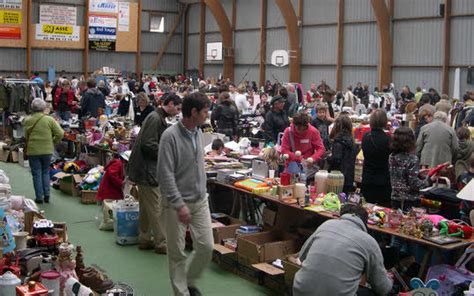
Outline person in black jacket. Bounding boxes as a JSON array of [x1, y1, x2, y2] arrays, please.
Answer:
[[263, 96, 289, 144], [429, 88, 441, 105], [80, 78, 106, 118], [361, 109, 392, 206], [211, 92, 239, 139], [328, 115, 357, 193], [134, 92, 154, 126]]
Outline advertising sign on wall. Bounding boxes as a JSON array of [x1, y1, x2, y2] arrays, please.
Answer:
[[0, 26, 20, 39], [89, 0, 118, 14], [89, 40, 115, 51], [40, 5, 77, 26], [0, 10, 21, 24], [0, 0, 21, 10], [118, 2, 129, 32], [35, 24, 80, 42]]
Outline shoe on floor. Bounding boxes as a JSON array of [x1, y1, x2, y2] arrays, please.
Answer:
[[155, 245, 167, 255], [188, 286, 202, 296], [138, 241, 154, 250], [44, 197, 50, 203], [34, 199, 43, 204]]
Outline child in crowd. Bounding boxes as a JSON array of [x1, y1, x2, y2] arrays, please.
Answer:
[[311, 103, 331, 150], [207, 139, 225, 157], [389, 127, 432, 211], [328, 115, 357, 193], [455, 127, 474, 179], [96, 151, 130, 201], [458, 154, 474, 224]]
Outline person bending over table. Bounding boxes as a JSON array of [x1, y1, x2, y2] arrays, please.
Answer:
[[280, 112, 325, 179], [293, 204, 393, 296]]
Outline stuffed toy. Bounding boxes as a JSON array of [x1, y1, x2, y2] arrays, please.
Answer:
[[438, 220, 473, 238], [79, 166, 104, 191]]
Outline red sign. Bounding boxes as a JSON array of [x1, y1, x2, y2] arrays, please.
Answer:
[[0, 26, 20, 39]]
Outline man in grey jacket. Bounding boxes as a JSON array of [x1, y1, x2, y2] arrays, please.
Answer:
[[127, 94, 182, 254], [293, 204, 393, 296], [158, 92, 212, 296], [417, 111, 459, 168]]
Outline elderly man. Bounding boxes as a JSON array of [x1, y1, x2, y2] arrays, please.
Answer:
[[417, 111, 459, 168]]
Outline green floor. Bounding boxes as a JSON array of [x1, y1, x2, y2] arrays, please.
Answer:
[[1, 162, 270, 296]]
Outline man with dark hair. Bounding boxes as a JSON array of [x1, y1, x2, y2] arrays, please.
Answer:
[[127, 93, 182, 255], [293, 204, 392, 296], [80, 78, 106, 118], [158, 92, 212, 296]]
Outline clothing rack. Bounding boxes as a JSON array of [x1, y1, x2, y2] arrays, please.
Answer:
[[3, 79, 39, 84]]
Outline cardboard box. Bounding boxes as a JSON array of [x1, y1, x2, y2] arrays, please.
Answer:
[[81, 190, 97, 204], [212, 216, 245, 244], [55, 173, 83, 197], [282, 254, 301, 289], [237, 231, 299, 266]]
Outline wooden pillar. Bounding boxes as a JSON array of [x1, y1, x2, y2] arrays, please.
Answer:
[[389, 0, 395, 18], [275, 0, 301, 83], [183, 3, 189, 73], [336, 0, 345, 91], [26, 0, 32, 76], [84, 0, 90, 78], [136, 0, 142, 79], [204, 0, 234, 81], [442, 0, 451, 94], [259, 0, 267, 87], [232, 0, 237, 30], [199, 0, 206, 77], [371, 0, 392, 89]]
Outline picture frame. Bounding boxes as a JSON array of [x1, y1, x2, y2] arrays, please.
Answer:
[[278, 185, 295, 200]]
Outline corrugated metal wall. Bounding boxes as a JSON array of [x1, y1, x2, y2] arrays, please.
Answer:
[[450, 18, 474, 65], [344, 0, 375, 22], [266, 66, 289, 83], [204, 64, 222, 79], [392, 68, 443, 91], [302, 26, 337, 64], [0, 48, 26, 72], [234, 65, 259, 85], [32, 49, 83, 74], [234, 31, 260, 65], [449, 68, 474, 98], [187, 35, 200, 70], [236, 0, 260, 30], [141, 0, 177, 12], [394, 0, 440, 18], [301, 66, 336, 90], [343, 67, 378, 89], [303, 0, 337, 24], [89, 52, 136, 73], [343, 23, 378, 65], [453, 0, 474, 14]]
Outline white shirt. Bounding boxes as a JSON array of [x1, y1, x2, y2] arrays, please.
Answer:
[[235, 94, 250, 114], [111, 84, 130, 96]]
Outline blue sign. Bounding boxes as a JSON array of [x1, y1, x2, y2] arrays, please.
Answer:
[[89, 26, 116, 36]]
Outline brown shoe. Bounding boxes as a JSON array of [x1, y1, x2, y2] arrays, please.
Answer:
[[155, 245, 167, 255], [138, 241, 154, 250], [80, 268, 114, 293]]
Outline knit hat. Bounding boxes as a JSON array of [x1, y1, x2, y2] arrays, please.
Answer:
[[270, 95, 285, 105]]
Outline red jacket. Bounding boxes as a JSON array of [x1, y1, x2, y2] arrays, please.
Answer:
[[53, 88, 75, 111], [281, 123, 325, 163], [96, 158, 124, 201]]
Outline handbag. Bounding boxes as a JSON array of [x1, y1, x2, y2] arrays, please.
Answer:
[[426, 245, 474, 295], [25, 115, 45, 156]]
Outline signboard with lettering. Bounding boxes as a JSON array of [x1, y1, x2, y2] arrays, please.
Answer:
[[0, 10, 21, 24], [0, 0, 21, 10], [35, 24, 80, 42], [40, 5, 76, 26], [89, 40, 115, 51], [89, 0, 118, 14]]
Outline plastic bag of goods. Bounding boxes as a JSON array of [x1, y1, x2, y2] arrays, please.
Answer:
[[98, 199, 116, 231], [0, 169, 10, 184], [113, 196, 139, 245]]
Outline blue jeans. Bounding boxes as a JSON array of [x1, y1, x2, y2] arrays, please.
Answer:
[[29, 155, 52, 201], [56, 111, 71, 121]]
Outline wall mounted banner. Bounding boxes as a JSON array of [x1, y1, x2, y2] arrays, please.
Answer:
[[40, 5, 76, 26], [89, 15, 117, 44], [0, 10, 21, 24], [89, 40, 115, 51], [89, 0, 118, 14], [35, 24, 80, 42], [89, 26, 116, 39], [89, 14, 116, 28], [0, 26, 20, 39], [0, 0, 21, 9], [118, 2, 129, 32]]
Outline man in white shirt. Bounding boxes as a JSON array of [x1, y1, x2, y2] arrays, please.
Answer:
[[229, 83, 237, 102], [110, 79, 130, 98], [235, 85, 250, 114]]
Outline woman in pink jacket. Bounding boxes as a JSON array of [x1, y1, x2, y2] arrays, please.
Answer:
[[281, 112, 326, 178]]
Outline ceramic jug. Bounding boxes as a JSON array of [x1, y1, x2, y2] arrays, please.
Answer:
[[0, 271, 21, 296]]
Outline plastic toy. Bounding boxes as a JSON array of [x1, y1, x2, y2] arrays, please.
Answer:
[[438, 220, 473, 238]]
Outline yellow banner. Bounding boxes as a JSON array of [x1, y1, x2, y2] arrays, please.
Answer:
[[0, 10, 21, 25], [41, 24, 73, 35]]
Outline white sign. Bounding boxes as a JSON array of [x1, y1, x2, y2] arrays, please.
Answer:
[[0, 0, 21, 9], [89, 15, 116, 28], [271, 50, 289, 67], [206, 42, 222, 61], [89, 0, 118, 14], [40, 5, 77, 26], [35, 24, 80, 42], [118, 2, 129, 32]]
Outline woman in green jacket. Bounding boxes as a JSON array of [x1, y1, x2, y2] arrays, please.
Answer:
[[24, 98, 64, 203]]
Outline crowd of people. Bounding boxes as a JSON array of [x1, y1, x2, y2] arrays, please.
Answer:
[[22, 69, 474, 296]]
